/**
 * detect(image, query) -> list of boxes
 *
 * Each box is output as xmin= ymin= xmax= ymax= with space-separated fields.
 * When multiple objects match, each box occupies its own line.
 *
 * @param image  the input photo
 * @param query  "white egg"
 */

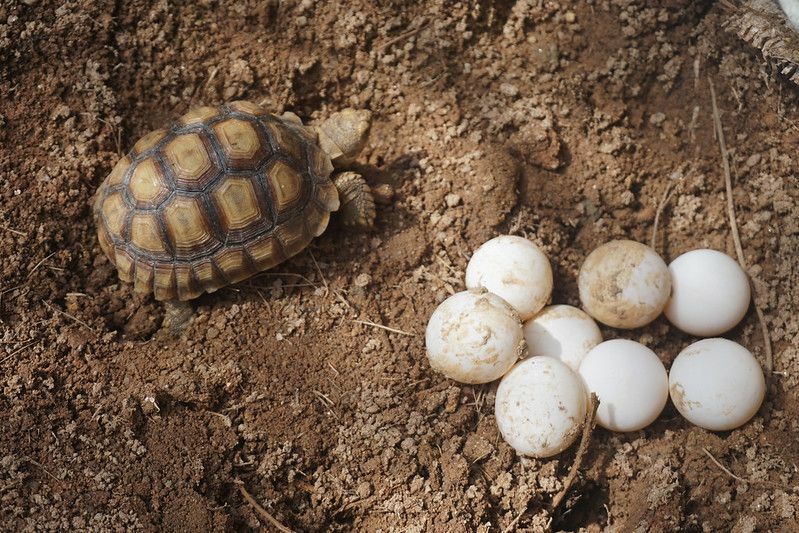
xmin=578 ymin=240 xmax=671 ymax=329
xmin=664 ymin=249 xmax=751 ymax=337
xmin=669 ymin=338 xmax=765 ymax=431
xmin=465 ymin=235 xmax=553 ymax=321
xmin=523 ymin=305 xmax=603 ymax=371
xmin=578 ymin=339 xmax=668 ymax=432
xmin=495 ymin=356 xmax=588 ymax=458
xmin=425 ymin=289 xmax=525 ymax=384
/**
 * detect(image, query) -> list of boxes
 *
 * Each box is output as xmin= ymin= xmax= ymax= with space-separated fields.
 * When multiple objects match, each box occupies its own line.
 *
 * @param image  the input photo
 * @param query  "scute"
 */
xmin=153 ymin=263 xmax=176 ymax=301
xmin=266 ymin=160 xmax=304 ymax=213
xmin=133 ymin=260 xmax=155 ymax=294
xmin=162 ymin=195 xmax=219 ymax=258
xmin=192 ymin=259 xmax=227 ymax=294
xmin=212 ymin=176 xmax=264 ymax=233
xmin=246 ymin=234 xmax=284 ymax=272
xmin=229 ymin=100 xmax=265 ymax=115
xmin=264 ymin=120 xmax=304 ymax=161
xmin=130 ymin=213 xmax=167 ymax=254
xmin=214 ymin=247 xmax=254 ymax=284
xmin=94 ymin=101 xmax=341 ymax=301
xmin=163 ymin=132 xmax=218 ymax=189
xmin=274 ymin=216 xmax=312 ymax=259
xmin=179 ymin=106 xmax=219 ymax=126
xmin=101 ymin=192 xmax=130 ymax=236
xmin=106 ymin=156 xmax=132 ymax=187
xmin=213 ymin=118 xmax=268 ymax=170
xmin=129 ymin=158 xmax=169 ymax=207
xmin=133 ymin=128 xmax=168 ymax=154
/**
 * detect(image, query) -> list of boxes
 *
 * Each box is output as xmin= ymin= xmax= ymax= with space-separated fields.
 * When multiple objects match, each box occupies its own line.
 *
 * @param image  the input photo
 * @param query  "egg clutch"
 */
xmin=425 ymin=235 xmax=766 ymax=458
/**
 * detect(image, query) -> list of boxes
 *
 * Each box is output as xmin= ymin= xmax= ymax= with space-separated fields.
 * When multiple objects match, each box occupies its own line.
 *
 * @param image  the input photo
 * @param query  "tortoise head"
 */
xmin=315 ymin=108 xmax=372 ymax=168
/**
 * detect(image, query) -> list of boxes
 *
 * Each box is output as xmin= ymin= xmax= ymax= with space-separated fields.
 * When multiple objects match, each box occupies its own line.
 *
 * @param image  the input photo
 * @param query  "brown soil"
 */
xmin=2 ymin=1 xmax=798 ymax=531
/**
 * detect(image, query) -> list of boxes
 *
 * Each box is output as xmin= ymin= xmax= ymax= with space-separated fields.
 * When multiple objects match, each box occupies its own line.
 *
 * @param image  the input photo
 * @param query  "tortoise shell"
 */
xmin=93 ymin=100 xmax=340 ymax=301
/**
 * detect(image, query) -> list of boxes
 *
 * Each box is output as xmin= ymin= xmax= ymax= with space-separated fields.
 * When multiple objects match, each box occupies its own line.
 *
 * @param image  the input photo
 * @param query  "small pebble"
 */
xmin=499 ymin=83 xmax=519 ymax=97
xmin=445 ymin=193 xmax=461 ymax=207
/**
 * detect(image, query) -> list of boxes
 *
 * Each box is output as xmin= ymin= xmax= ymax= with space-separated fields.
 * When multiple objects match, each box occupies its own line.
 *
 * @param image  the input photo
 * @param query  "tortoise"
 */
xmin=93 ymin=100 xmax=381 ymax=327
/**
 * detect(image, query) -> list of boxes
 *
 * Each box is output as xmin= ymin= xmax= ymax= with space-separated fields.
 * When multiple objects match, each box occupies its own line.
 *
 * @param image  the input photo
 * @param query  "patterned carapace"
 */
xmin=93 ymin=101 xmax=340 ymax=301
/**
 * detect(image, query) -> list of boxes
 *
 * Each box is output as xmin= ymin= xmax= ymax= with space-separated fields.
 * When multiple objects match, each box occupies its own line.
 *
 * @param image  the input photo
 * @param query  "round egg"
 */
xmin=465 ymin=235 xmax=553 ymax=321
xmin=669 ymin=338 xmax=765 ymax=431
xmin=495 ymin=356 xmax=588 ymax=457
xmin=523 ymin=305 xmax=603 ymax=371
xmin=664 ymin=249 xmax=751 ymax=336
xmin=578 ymin=339 xmax=668 ymax=432
xmin=425 ymin=289 xmax=525 ymax=384
xmin=578 ymin=240 xmax=671 ymax=329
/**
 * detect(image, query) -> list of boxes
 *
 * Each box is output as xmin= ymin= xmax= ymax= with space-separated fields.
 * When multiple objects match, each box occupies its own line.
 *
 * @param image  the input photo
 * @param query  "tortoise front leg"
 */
xmin=163 ymin=299 xmax=194 ymax=333
xmin=332 ymin=172 xmax=377 ymax=228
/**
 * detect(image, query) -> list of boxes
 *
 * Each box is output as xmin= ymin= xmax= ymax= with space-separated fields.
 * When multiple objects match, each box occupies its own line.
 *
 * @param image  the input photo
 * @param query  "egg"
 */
xmin=425 ymin=289 xmax=525 ymax=384
xmin=669 ymin=338 xmax=765 ymax=431
xmin=465 ymin=235 xmax=553 ymax=321
xmin=578 ymin=240 xmax=671 ymax=329
xmin=664 ymin=249 xmax=751 ymax=336
xmin=495 ymin=356 xmax=588 ymax=457
xmin=578 ymin=339 xmax=668 ymax=432
xmin=523 ymin=305 xmax=603 ymax=371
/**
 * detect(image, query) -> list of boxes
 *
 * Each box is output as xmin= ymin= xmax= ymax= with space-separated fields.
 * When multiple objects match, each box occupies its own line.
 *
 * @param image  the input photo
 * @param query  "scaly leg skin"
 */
xmin=163 ymin=300 xmax=194 ymax=333
xmin=332 ymin=171 xmax=377 ymax=228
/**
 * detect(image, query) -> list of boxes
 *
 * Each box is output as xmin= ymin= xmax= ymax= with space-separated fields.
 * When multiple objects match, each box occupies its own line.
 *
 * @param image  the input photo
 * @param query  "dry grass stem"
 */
xmin=702 ymin=447 xmax=747 ymax=484
xmin=42 ymin=300 xmax=95 ymax=332
xmin=504 ymin=394 xmax=600 ymax=532
xmin=550 ymin=393 xmax=600 ymax=512
xmin=0 ymin=340 xmax=36 ymax=365
xmin=650 ymin=181 xmax=676 ymax=251
xmin=353 ymin=319 xmax=415 ymax=337
xmin=236 ymin=481 xmax=295 ymax=533
xmin=27 ymin=251 xmax=58 ymax=279
xmin=709 ymin=78 xmax=773 ymax=374
xmin=22 ymin=456 xmax=60 ymax=483
xmin=1 ymin=225 xmax=27 ymax=237
xmin=378 ymin=23 xmax=428 ymax=52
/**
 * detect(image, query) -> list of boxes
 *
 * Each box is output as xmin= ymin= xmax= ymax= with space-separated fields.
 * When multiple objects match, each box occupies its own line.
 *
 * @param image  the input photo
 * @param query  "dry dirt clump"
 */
xmin=1 ymin=0 xmax=799 ymax=531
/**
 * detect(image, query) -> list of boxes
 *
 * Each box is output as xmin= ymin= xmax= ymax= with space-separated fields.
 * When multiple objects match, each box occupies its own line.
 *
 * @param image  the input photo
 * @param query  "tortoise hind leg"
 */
xmin=332 ymin=172 xmax=377 ymax=228
xmin=163 ymin=300 xmax=194 ymax=333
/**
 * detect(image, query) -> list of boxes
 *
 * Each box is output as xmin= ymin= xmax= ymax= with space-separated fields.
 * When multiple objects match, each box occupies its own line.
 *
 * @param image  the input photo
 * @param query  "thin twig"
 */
xmin=312 ymin=390 xmax=340 ymax=420
xmin=702 ymin=447 xmax=748 ymax=484
xmin=0 ymin=340 xmax=36 ymax=365
xmin=378 ymin=23 xmax=428 ymax=52
xmin=21 ymin=457 xmax=60 ymax=483
xmin=26 ymin=251 xmax=57 ymax=279
xmin=42 ymin=300 xmax=95 ymax=332
xmin=254 ymin=272 xmax=318 ymax=288
xmin=504 ymin=394 xmax=600 ymax=532
xmin=308 ymin=250 xmax=329 ymax=292
xmin=709 ymin=78 xmax=773 ymax=374
xmin=235 ymin=481 xmax=295 ymax=533
xmin=650 ymin=181 xmax=676 ymax=251
xmin=1 ymin=225 xmax=27 ymax=237
xmin=353 ymin=319 xmax=415 ymax=337
xmin=550 ymin=393 xmax=600 ymax=512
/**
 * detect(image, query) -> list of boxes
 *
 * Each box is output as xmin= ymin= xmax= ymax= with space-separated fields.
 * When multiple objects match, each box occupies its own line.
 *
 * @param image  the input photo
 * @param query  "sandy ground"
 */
xmin=1 ymin=0 xmax=799 ymax=531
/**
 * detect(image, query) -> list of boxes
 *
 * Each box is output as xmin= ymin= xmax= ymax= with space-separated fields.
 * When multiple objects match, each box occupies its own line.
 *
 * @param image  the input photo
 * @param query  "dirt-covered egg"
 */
xmin=578 ymin=339 xmax=668 ymax=432
xmin=669 ymin=338 xmax=765 ymax=431
xmin=578 ymin=240 xmax=671 ymax=329
xmin=495 ymin=356 xmax=588 ymax=457
xmin=465 ymin=235 xmax=553 ymax=321
xmin=664 ymin=249 xmax=751 ymax=336
xmin=425 ymin=289 xmax=525 ymax=384
xmin=523 ymin=305 xmax=603 ymax=371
